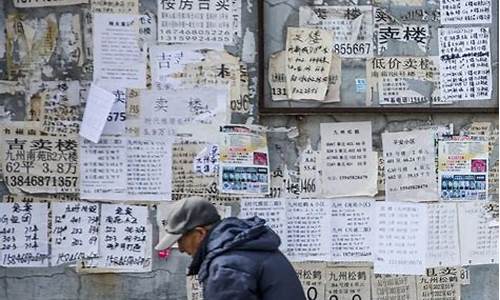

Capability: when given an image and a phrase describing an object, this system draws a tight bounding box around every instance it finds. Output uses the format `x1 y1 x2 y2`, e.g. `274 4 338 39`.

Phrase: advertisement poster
438 137 489 201
219 125 270 194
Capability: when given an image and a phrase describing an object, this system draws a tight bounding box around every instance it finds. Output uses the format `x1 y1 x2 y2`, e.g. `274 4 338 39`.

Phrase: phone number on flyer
5 176 78 187
333 42 371 55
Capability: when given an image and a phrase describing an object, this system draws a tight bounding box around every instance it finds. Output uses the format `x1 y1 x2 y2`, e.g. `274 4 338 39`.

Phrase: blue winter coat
188 216 306 300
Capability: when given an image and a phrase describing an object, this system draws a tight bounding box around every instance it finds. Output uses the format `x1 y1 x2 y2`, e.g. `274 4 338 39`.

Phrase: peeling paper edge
241 28 256 63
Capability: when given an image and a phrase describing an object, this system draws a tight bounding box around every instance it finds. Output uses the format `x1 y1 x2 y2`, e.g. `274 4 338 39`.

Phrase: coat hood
207 216 281 252
192 216 281 280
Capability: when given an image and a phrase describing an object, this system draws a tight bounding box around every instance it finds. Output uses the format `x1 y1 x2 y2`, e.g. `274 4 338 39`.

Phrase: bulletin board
258 0 499 114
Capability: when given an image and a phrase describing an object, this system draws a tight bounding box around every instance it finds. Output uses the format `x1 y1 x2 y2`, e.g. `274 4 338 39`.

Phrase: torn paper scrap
80 84 115 143
268 51 288 101
299 5 374 58
324 54 341 103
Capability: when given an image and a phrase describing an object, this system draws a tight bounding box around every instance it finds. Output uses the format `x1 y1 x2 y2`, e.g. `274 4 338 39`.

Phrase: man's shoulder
209 248 287 273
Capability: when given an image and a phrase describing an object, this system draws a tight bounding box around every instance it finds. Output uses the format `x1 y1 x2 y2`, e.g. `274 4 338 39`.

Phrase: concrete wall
0 0 498 299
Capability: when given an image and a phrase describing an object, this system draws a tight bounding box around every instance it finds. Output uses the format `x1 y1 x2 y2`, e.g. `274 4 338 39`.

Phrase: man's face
178 227 208 256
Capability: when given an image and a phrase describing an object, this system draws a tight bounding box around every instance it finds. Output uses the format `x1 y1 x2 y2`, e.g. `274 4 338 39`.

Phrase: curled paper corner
241 28 256 63
350 14 364 43
301 6 321 24
287 127 299 139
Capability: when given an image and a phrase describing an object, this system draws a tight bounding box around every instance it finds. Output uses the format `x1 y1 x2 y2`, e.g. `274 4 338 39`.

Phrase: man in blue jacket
155 196 306 300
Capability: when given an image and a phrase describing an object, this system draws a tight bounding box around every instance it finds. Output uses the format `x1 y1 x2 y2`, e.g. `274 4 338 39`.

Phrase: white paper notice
0 202 49 267
441 0 491 25
80 137 127 199
98 204 152 271
374 201 427 275
438 27 491 102
93 13 146 89
458 201 498 265
287 199 332 261
426 203 460 267
382 130 438 202
239 198 288 251
320 122 377 197
80 84 115 143
126 138 172 201
157 0 241 45
51 202 100 266
331 197 375 262
80 136 173 201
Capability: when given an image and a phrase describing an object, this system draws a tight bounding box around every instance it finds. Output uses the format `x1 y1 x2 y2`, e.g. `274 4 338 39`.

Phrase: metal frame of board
257 1 499 115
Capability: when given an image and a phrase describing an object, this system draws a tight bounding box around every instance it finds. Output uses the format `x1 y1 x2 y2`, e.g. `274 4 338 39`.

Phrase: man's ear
194 226 208 239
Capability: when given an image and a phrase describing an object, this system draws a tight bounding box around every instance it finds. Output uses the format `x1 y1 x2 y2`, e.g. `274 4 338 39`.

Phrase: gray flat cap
155 196 221 250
